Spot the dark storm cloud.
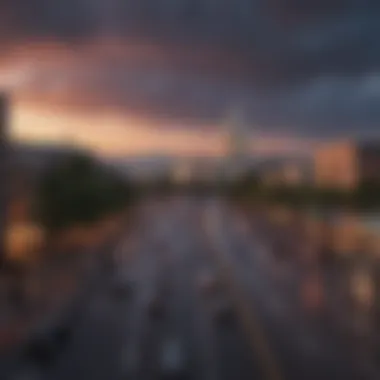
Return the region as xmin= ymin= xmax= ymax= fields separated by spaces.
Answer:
xmin=5 ymin=0 xmax=380 ymax=78
xmin=245 ymin=74 xmax=380 ymax=137
xmin=2 ymin=1 xmax=380 ymax=135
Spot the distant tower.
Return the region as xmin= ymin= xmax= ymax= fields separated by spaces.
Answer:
xmin=223 ymin=105 xmax=249 ymax=179
xmin=0 ymin=93 xmax=9 ymax=266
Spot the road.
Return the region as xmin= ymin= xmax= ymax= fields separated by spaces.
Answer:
xmin=206 ymin=200 xmax=367 ymax=380
xmin=6 ymin=196 xmax=374 ymax=380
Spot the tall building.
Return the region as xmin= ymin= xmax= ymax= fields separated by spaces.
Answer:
xmin=223 ymin=106 xmax=249 ymax=180
xmin=314 ymin=139 xmax=380 ymax=189
xmin=0 ymin=93 xmax=9 ymax=265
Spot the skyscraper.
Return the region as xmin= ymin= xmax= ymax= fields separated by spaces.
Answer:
xmin=223 ymin=106 xmax=249 ymax=179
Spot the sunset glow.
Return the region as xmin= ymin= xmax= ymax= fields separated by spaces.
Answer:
xmin=10 ymin=101 xmax=224 ymax=156
xmin=0 ymin=39 xmax=316 ymax=159
xmin=10 ymin=100 xmax=314 ymax=158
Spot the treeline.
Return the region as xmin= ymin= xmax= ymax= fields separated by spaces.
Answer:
xmin=229 ymin=173 xmax=380 ymax=210
xmin=139 ymin=178 xmax=224 ymax=196
xmin=34 ymin=152 xmax=135 ymax=232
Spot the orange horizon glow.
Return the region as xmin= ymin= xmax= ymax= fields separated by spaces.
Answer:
xmin=10 ymin=101 xmax=315 ymax=158
xmin=0 ymin=39 xmax=315 ymax=159
xmin=11 ymin=101 xmax=224 ymax=156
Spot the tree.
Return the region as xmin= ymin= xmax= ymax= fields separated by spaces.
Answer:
xmin=354 ymin=180 xmax=380 ymax=209
xmin=35 ymin=152 xmax=133 ymax=232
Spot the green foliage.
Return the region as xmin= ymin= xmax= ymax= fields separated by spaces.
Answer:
xmin=353 ymin=180 xmax=380 ymax=209
xmin=228 ymin=171 xmax=261 ymax=200
xmin=35 ymin=152 xmax=133 ymax=232
xmin=230 ymin=174 xmax=380 ymax=211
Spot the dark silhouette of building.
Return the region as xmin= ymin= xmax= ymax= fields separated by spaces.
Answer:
xmin=315 ymin=139 xmax=380 ymax=189
xmin=0 ymin=93 xmax=9 ymax=267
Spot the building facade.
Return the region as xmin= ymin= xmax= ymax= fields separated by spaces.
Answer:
xmin=258 ymin=158 xmax=312 ymax=187
xmin=314 ymin=140 xmax=380 ymax=189
xmin=221 ymin=106 xmax=250 ymax=181
xmin=0 ymin=93 xmax=9 ymax=264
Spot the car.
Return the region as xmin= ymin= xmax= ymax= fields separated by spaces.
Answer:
xmin=158 ymin=337 xmax=188 ymax=380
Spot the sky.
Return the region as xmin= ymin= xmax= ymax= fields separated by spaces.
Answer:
xmin=1 ymin=1 xmax=380 ymax=157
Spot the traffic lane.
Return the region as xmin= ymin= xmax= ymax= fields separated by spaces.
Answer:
xmin=205 ymin=202 xmax=356 ymax=380
xmin=123 ymin=204 xmax=188 ymax=380
xmin=204 ymin=218 xmax=284 ymax=380
xmin=120 ymin=206 xmax=169 ymax=376
xmin=215 ymin=321 xmax=260 ymax=380
xmin=247 ymin=216 xmax=378 ymax=371
xmin=136 ymin=311 xmax=164 ymax=380
xmin=230 ymin=233 xmax=358 ymax=380
xmin=176 ymin=223 xmax=218 ymax=380
xmin=223 ymin=212 xmax=362 ymax=380
xmin=194 ymin=255 xmax=260 ymax=379
xmin=117 ymin=205 xmax=185 ymax=380
xmin=46 ymin=234 xmax=141 ymax=380
xmin=235 ymin=215 xmax=364 ymax=378
xmin=150 ymin=205 xmax=220 ymax=380
xmin=161 ymin=215 xmax=208 ymax=380
xmin=122 ymin=242 xmax=165 ymax=380
xmin=189 ymin=207 xmax=261 ymax=380
xmin=6 ymin=203 xmax=169 ymax=380
xmin=260 ymin=322 xmax=362 ymax=380
xmin=15 ymin=200 xmax=259 ymax=380
xmin=45 ymin=218 xmax=157 ymax=380
xmin=46 ymin=282 xmax=130 ymax=380
xmin=3 ymin=227 xmax=134 ymax=380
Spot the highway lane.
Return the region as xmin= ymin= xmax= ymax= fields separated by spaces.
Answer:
xmin=132 ymin=198 xmax=261 ymax=380
xmin=185 ymin=205 xmax=259 ymax=380
xmin=161 ymin=208 xmax=214 ymax=380
xmin=46 ymin=205 xmax=170 ymax=380
xmin=4 ymin=222 xmax=136 ymax=380
xmin=43 ymin=197 xmax=262 ymax=380
xmin=195 ymin=205 xmax=260 ymax=380
xmin=8 ymin=196 xmax=368 ymax=380
xmin=156 ymin=200 xmax=259 ymax=380
xmin=205 ymin=201 xmax=368 ymax=380
xmin=43 ymin=232 xmax=141 ymax=380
